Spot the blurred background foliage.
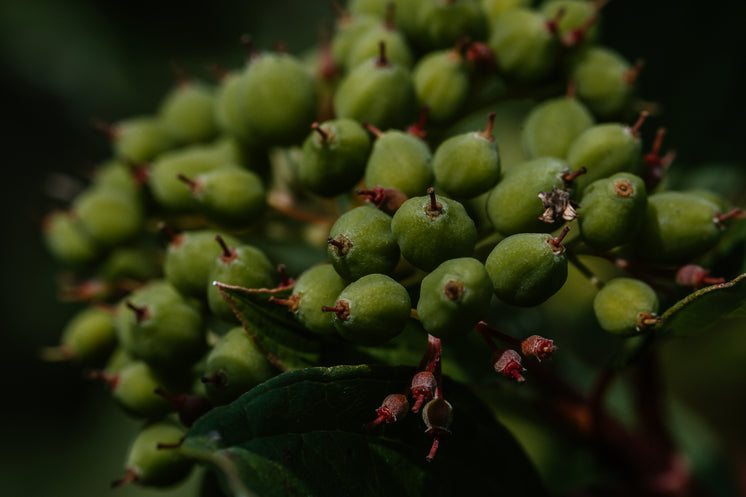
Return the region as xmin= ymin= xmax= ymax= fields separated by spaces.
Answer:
xmin=1 ymin=0 xmax=745 ymax=496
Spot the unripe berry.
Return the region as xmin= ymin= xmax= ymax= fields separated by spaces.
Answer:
xmin=323 ymin=273 xmax=411 ymax=346
xmin=485 ymin=229 xmax=569 ymax=306
xmin=593 ymin=277 xmax=659 ymax=335
xmin=416 ymin=257 xmax=493 ymax=339
xmin=391 ymin=189 xmax=478 ymax=271
xmin=327 ymin=205 xmax=400 ymax=282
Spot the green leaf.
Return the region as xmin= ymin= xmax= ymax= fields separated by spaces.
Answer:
xmin=215 ymin=282 xmax=321 ymax=371
xmin=182 ymin=365 xmax=546 ymax=497
xmin=656 ymin=273 xmax=746 ymax=337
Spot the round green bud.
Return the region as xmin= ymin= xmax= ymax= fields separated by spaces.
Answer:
xmin=417 ymin=257 xmax=493 ymax=339
xmin=299 ymin=118 xmax=371 ymax=197
xmin=159 ymin=81 xmax=218 ymax=145
xmin=521 ymin=95 xmax=595 ymax=160
xmin=577 ymin=173 xmax=647 ymax=251
xmin=593 ymin=277 xmax=659 ymax=335
xmin=485 ymin=231 xmax=569 ymax=306
xmin=326 ymin=273 xmax=412 ymax=346
xmin=327 ymin=205 xmax=400 ymax=282
xmin=364 ymin=129 xmax=433 ymax=198
xmin=290 ymin=264 xmax=347 ymax=335
xmin=202 ymin=327 xmax=276 ymax=405
xmin=391 ymin=190 xmax=478 ymax=271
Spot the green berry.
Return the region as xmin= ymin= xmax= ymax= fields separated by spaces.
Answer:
xmin=566 ymin=117 xmax=646 ymax=195
xmin=42 ymin=210 xmax=100 ymax=266
xmin=113 ymin=421 xmax=192 ymax=488
xmin=99 ymin=117 xmax=174 ymax=164
xmin=414 ymin=0 xmax=488 ymax=50
xmin=148 ymin=138 xmax=245 ymax=211
xmin=364 ymin=126 xmax=433 ymax=198
xmin=577 ymin=173 xmax=647 ymax=250
xmin=346 ymin=16 xmax=414 ymax=69
xmin=486 ymin=157 xmax=575 ymax=236
xmin=43 ymin=306 xmax=116 ymax=366
xmin=593 ymin=277 xmax=659 ymax=335
xmin=72 ymin=187 xmax=143 ymax=246
xmin=287 ymin=264 xmax=347 ymax=335
xmin=540 ymin=0 xmax=600 ymax=46
xmin=327 ymin=205 xmax=400 ymax=282
xmin=323 ymin=273 xmax=412 ymax=346
xmin=238 ymin=52 xmax=318 ymax=147
xmin=178 ymin=166 xmax=266 ymax=227
xmin=521 ymin=94 xmax=595 ymax=160
xmin=163 ymin=229 xmax=240 ymax=298
xmin=334 ymin=42 xmax=416 ymax=130
xmin=416 ymin=257 xmax=493 ymax=339
xmin=202 ymin=327 xmax=276 ymax=405
xmin=485 ymin=229 xmax=569 ymax=306
xmin=488 ymin=8 xmax=559 ymax=81
xmin=331 ymin=12 xmax=380 ymax=70
xmin=412 ymin=49 xmax=470 ymax=123
xmin=299 ymin=118 xmax=371 ymax=197
xmin=432 ymin=112 xmax=501 ymax=199
xmin=116 ymin=280 xmax=205 ymax=371
xmin=159 ymin=80 xmax=218 ymax=145
xmin=568 ymin=45 xmax=639 ymax=119
xmin=391 ymin=189 xmax=478 ymax=271
xmin=206 ymin=238 xmax=278 ymax=322
xmin=632 ymin=191 xmax=726 ymax=264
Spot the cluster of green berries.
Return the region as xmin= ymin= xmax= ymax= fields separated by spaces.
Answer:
xmin=40 ymin=0 xmax=744 ymax=490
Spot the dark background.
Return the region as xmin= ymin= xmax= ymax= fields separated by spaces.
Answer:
xmin=1 ymin=1 xmax=745 ymax=496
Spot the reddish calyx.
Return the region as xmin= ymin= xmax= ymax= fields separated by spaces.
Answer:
xmin=269 ymin=294 xmax=300 ymax=312
xmin=364 ymin=393 xmax=410 ymax=430
xmin=406 ymin=106 xmax=430 ymax=139
xmin=321 ymin=300 xmax=351 ymax=321
xmin=675 ymin=264 xmax=725 ymax=289
xmin=643 ymin=128 xmax=675 ymax=190
xmin=177 ymin=173 xmax=203 ymax=194
xmin=547 ymin=226 xmax=571 ymax=254
xmin=88 ymin=370 xmax=120 ymax=390
xmin=493 ymin=349 xmax=526 ymax=382
xmin=465 ymin=41 xmax=496 ymax=72
xmin=521 ymin=335 xmax=557 ymax=362
xmin=545 ymin=8 xmax=566 ymax=36
xmin=356 ymin=186 xmax=408 ymax=215
xmin=410 ymin=371 xmax=437 ymax=413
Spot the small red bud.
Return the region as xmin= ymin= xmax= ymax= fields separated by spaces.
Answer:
xmin=410 ymin=371 xmax=437 ymax=413
xmin=364 ymin=393 xmax=410 ymax=430
xmin=521 ymin=335 xmax=557 ymax=362
xmin=493 ymin=349 xmax=526 ymax=382
xmin=675 ymin=264 xmax=725 ymax=289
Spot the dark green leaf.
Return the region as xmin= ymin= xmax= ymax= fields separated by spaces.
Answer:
xmin=656 ymin=273 xmax=746 ymax=337
xmin=215 ymin=282 xmax=321 ymax=371
xmin=182 ymin=365 xmax=546 ymax=497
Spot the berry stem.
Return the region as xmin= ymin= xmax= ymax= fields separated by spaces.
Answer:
xmin=715 ymin=208 xmax=743 ymax=225
xmin=362 ymin=122 xmax=383 ymax=138
xmin=629 ymin=110 xmax=649 ymax=138
xmin=375 ymin=40 xmax=389 ymax=67
xmin=566 ymin=251 xmax=604 ymax=289
xmin=407 ymin=106 xmax=429 ymax=139
xmin=475 ymin=321 xmax=522 ymax=348
xmin=111 ymin=468 xmax=139 ymax=488
xmin=125 ymin=301 xmax=150 ymax=323
xmin=311 ymin=122 xmax=329 ymax=143
xmin=176 ymin=173 xmax=198 ymax=192
xmin=425 ymin=437 xmax=441 ymax=463
xmin=547 ymin=226 xmax=571 ymax=253
xmin=215 ymin=235 xmax=237 ymax=263
xmin=480 ymin=111 xmax=496 ymax=141
xmin=623 ymin=59 xmax=645 ymax=86
xmin=545 ymin=7 xmax=566 ymax=35
xmin=562 ymin=167 xmax=586 ymax=185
